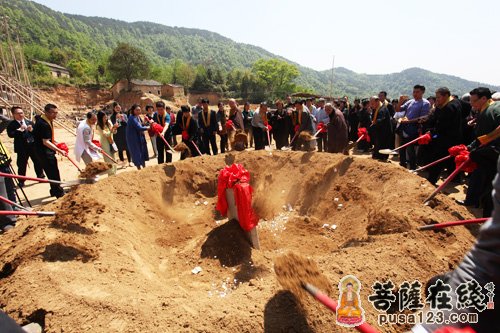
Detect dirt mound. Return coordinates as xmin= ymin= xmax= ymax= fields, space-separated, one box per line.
xmin=274 ymin=253 xmax=332 ymax=302
xmin=0 ymin=151 xmax=477 ymax=332
xmin=79 ymin=161 xmax=112 ymax=178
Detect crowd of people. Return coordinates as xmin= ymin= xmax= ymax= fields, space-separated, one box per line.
xmin=0 ymin=85 xmax=499 ymax=232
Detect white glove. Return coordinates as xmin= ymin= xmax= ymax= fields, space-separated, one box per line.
xmin=111 ymin=142 xmax=118 ymax=152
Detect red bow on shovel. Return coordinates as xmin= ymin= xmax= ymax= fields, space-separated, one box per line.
xmin=56 ymin=142 xmax=82 ymax=172
xmin=91 ymin=140 xmax=118 ymax=164
xmin=379 ymin=133 xmax=431 ymax=155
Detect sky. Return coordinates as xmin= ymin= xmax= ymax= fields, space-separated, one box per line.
xmin=31 ymin=0 xmax=500 ymax=86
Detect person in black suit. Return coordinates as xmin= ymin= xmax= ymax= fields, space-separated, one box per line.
xmin=198 ymin=98 xmax=218 ymax=155
xmin=7 ymin=107 xmax=45 ymax=186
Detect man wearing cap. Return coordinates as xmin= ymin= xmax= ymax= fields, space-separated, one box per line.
xmin=292 ymin=100 xmax=314 ymax=151
xmin=198 ymin=98 xmax=218 ymax=155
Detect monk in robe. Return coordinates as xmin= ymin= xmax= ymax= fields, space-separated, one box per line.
xmin=325 ymin=103 xmax=348 ymax=154
xmin=369 ymin=96 xmax=393 ymax=161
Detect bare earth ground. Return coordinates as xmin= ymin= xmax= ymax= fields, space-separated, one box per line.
xmin=0 ymin=131 xmax=481 ymax=333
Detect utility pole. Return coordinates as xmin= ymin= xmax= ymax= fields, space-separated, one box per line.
xmin=330 ymin=55 xmax=335 ymax=100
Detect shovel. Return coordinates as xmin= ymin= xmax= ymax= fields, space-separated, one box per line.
xmin=0 ymin=195 xmax=30 ymax=211
xmin=418 ymin=217 xmax=489 ymax=231
xmin=281 ymin=132 xmax=299 ymax=151
xmin=302 ymin=283 xmax=379 ymax=333
xmin=0 ymin=172 xmax=97 ymax=187
xmin=378 ymin=133 xmax=429 ymax=155
xmin=423 ymin=157 xmax=470 ymax=204
xmin=265 ymin=129 xmax=273 ymax=151
xmin=64 ymin=154 xmax=83 ymax=172
xmin=190 ymin=140 xmax=203 ymax=156
xmin=411 ymin=154 xmax=453 ymax=173
xmin=346 ymin=134 xmax=366 ymax=150
xmin=0 ymin=210 xmax=56 ymax=216
xmin=159 ymin=134 xmax=181 ymax=160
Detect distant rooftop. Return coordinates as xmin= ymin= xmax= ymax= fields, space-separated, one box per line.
xmin=32 ymin=59 xmax=69 ymax=71
xmin=130 ymin=79 xmax=162 ymax=86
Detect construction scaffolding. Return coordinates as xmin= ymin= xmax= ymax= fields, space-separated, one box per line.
xmin=0 ymin=16 xmax=75 ymax=135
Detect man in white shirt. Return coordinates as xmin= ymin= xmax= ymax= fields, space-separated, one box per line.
xmin=75 ymin=111 xmax=102 ymax=165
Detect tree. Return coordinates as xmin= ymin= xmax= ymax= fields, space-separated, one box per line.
xmin=252 ymin=59 xmax=300 ymax=99
xmin=108 ymin=43 xmax=150 ymax=90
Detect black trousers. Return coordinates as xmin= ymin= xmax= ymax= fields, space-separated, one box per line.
xmin=16 ymin=145 xmax=45 ymax=179
xmin=156 ymin=135 xmax=173 ymax=164
xmin=118 ymin=149 xmax=131 ymax=162
xmin=39 ymin=153 xmax=64 ymax=197
xmin=399 ymin=135 xmax=418 ymax=169
xmin=253 ymin=127 xmax=265 ymax=150
xmin=219 ymin=134 xmax=228 ymax=153
xmin=201 ymin=133 xmax=218 ymax=155
xmin=317 ymin=132 xmax=327 ymax=152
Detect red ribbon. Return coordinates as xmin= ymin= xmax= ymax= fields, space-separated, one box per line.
xmin=357 ymin=127 xmax=370 ymax=143
xmin=182 ymin=130 xmax=189 ymax=140
xmin=455 ymin=151 xmax=478 ymax=173
xmin=417 ymin=133 xmax=432 ymax=145
xmin=448 ymin=144 xmax=468 ymax=156
xmin=317 ymin=122 xmax=327 ymax=133
xmin=216 ymin=164 xmax=259 ymax=232
xmin=151 ymin=123 xmax=164 ymax=135
xmin=56 ymin=142 xmax=69 ymax=154
xmin=294 ymin=124 xmax=300 ymax=133
xmin=225 ymin=120 xmax=234 ymax=130
xmin=91 ymin=139 xmax=102 ymax=148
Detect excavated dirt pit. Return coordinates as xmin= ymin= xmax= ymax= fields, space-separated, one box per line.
xmin=0 ymin=151 xmax=477 ymax=332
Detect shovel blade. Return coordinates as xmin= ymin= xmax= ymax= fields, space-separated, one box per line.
xmin=281 ymin=146 xmax=292 ymax=151
xmin=379 ymin=149 xmax=397 ymax=155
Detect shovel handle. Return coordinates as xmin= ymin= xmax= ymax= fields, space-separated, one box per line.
xmin=0 ymin=171 xmax=63 ymax=185
xmin=190 ymin=140 xmax=203 ymax=156
xmin=64 ymin=154 xmax=82 ymax=172
xmin=100 ymin=150 xmax=118 ymax=164
xmin=302 ymin=283 xmax=379 ymax=333
xmin=414 ymin=155 xmax=453 ymax=172
xmin=419 ymin=217 xmax=489 ymax=230
xmin=424 ymin=157 xmax=470 ymax=203
xmin=0 ymin=210 xmax=55 ymax=216
xmin=0 ymin=195 xmax=29 ymax=211
xmin=392 ymin=133 xmax=429 ymax=153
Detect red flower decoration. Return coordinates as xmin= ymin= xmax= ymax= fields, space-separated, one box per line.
xmin=91 ymin=139 xmax=102 ymax=148
xmin=56 ymin=142 xmax=69 ymax=154
xmin=225 ymin=120 xmax=234 ymax=130
xmin=448 ymin=144 xmax=468 ymax=156
xmin=357 ymin=127 xmax=370 ymax=143
xmin=182 ymin=130 xmax=189 ymax=140
xmin=455 ymin=151 xmax=478 ymax=173
xmin=418 ymin=133 xmax=432 ymax=145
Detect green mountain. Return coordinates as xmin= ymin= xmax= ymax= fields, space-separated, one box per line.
xmin=1 ymin=0 xmax=498 ymax=99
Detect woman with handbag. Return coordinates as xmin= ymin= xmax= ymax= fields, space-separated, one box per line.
xmin=96 ymin=111 xmax=119 ymax=175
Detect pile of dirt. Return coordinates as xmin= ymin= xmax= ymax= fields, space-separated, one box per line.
xmin=79 ymin=161 xmax=112 ymax=178
xmin=0 ymin=151 xmax=477 ymax=332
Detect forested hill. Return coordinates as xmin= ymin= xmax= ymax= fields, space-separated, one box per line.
xmin=1 ymin=0 xmax=498 ymax=98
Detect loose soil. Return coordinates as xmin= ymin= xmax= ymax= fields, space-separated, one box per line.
xmin=79 ymin=162 xmax=112 ymax=179
xmin=0 ymin=151 xmax=478 ymax=332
